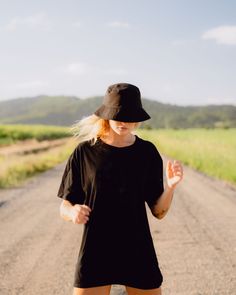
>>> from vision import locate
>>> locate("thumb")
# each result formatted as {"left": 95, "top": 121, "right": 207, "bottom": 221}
{"left": 166, "top": 160, "right": 173, "bottom": 172}
{"left": 166, "top": 160, "right": 173, "bottom": 177}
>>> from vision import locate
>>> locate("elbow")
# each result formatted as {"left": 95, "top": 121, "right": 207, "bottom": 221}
{"left": 152, "top": 208, "right": 167, "bottom": 220}
{"left": 157, "top": 214, "right": 166, "bottom": 220}
{"left": 153, "top": 213, "right": 164, "bottom": 220}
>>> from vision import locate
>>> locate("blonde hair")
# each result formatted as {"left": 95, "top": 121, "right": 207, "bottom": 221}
{"left": 70, "top": 114, "right": 141, "bottom": 145}
{"left": 70, "top": 114, "right": 109, "bottom": 145}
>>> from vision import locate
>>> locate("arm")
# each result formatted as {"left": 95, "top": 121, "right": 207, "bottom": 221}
{"left": 60, "top": 200, "right": 91, "bottom": 224}
{"left": 152, "top": 160, "right": 183, "bottom": 219}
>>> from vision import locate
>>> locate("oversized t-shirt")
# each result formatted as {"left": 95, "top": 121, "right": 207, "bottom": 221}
{"left": 57, "top": 135, "right": 164, "bottom": 289}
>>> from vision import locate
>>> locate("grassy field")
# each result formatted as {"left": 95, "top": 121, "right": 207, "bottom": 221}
{"left": 0, "top": 124, "right": 71, "bottom": 146}
{"left": 0, "top": 124, "right": 76, "bottom": 188}
{"left": 0, "top": 138, "right": 76, "bottom": 188}
{"left": 1, "top": 124, "right": 236, "bottom": 188}
{"left": 137, "top": 128, "right": 236, "bottom": 186}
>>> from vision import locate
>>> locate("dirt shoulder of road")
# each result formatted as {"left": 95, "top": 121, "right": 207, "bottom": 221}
{"left": 0, "top": 138, "right": 70, "bottom": 156}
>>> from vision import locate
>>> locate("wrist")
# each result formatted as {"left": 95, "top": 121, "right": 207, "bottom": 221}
{"left": 63, "top": 203, "right": 75, "bottom": 222}
{"left": 165, "top": 184, "right": 175, "bottom": 192}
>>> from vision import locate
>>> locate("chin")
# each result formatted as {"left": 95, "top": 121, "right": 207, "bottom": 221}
{"left": 116, "top": 129, "right": 129, "bottom": 135}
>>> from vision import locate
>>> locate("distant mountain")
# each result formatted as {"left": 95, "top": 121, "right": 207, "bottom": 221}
{"left": 0, "top": 95, "right": 103, "bottom": 126}
{"left": 0, "top": 95, "right": 235, "bottom": 128}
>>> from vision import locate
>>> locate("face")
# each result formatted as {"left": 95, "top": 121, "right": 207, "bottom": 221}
{"left": 109, "top": 120, "right": 138, "bottom": 136}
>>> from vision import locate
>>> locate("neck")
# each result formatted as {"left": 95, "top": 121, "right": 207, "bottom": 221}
{"left": 101, "top": 129, "right": 135, "bottom": 146}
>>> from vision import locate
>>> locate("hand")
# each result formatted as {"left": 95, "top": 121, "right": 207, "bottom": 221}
{"left": 166, "top": 160, "right": 183, "bottom": 189}
{"left": 70, "top": 204, "right": 91, "bottom": 224}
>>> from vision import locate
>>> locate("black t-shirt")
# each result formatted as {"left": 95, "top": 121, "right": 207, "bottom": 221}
{"left": 57, "top": 135, "right": 164, "bottom": 289}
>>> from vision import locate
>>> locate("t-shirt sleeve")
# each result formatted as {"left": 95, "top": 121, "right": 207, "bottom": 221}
{"left": 57, "top": 147, "right": 85, "bottom": 205}
{"left": 145, "top": 143, "right": 164, "bottom": 210}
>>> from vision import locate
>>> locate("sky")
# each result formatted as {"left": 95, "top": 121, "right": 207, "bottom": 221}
{"left": 0, "top": 0, "right": 236, "bottom": 106}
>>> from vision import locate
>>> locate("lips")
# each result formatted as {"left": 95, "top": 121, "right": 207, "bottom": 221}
{"left": 117, "top": 127, "right": 127, "bottom": 130}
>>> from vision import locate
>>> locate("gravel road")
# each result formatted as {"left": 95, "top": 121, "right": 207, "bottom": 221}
{"left": 0, "top": 160, "right": 235, "bottom": 295}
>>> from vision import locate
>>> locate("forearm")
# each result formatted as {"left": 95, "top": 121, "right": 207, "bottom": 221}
{"left": 60, "top": 200, "right": 73, "bottom": 222}
{"left": 152, "top": 186, "right": 175, "bottom": 219}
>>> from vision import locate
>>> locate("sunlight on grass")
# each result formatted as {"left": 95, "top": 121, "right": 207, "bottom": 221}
{"left": 137, "top": 128, "right": 236, "bottom": 185}
{"left": 0, "top": 138, "right": 77, "bottom": 188}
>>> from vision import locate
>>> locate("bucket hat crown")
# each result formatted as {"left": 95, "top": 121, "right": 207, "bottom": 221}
{"left": 94, "top": 83, "right": 150, "bottom": 122}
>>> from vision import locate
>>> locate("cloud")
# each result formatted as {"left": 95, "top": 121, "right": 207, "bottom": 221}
{"left": 107, "top": 21, "right": 130, "bottom": 28}
{"left": 62, "top": 62, "right": 91, "bottom": 75}
{"left": 202, "top": 25, "right": 236, "bottom": 45}
{"left": 3, "top": 13, "right": 52, "bottom": 31}
{"left": 15, "top": 80, "right": 48, "bottom": 89}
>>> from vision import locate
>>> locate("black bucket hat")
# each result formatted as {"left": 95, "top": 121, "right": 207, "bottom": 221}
{"left": 94, "top": 83, "right": 151, "bottom": 122}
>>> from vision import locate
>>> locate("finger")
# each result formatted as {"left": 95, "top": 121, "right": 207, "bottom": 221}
{"left": 173, "top": 162, "right": 182, "bottom": 168}
{"left": 175, "top": 171, "right": 183, "bottom": 178}
{"left": 167, "top": 163, "right": 174, "bottom": 175}
{"left": 81, "top": 205, "right": 92, "bottom": 212}
{"left": 173, "top": 163, "right": 182, "bottom": 171}
{"left": 173, "top": 166, "right": 182, "bottom": 173}
{"left": 73, "top": 205, "right": 90, "bottom": 217}
{"left": 174, "top": 168, "right": 183, "bottom": 175}
{"left": 81, "top": 205, "right": 91, "bottom": 213}
{"left": 76, "top": 215, "right": 89, "bottom": 224}
{"left": 78, "top": 211, "right": 90, "bottom": 218}
{"left": 83, "top": 216, "right": 89, "bottom": 224}
{"left": 80, "top": 216, "right": 89, "bottom": 223}
{"left": 84, "top": 216, "right": 89, "bottom": 223}
{"left": 80, "top": 209, "right": 90, "bottom": 217}
{"left": 167, "top": 160, "right": 172, "bottom": 169}
{"left": 82, "top": 204, "right": 92, "bottom": 210}
{"left": 173, "top": 165, "right": 183, "bottom": 173}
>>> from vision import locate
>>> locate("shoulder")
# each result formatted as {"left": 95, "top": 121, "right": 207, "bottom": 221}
{"left": 138, "top": 136, "right": 161, "bottom": 152}
{"left": 137, "top": 136, "right": 162, "bottom": 162}
{"left": 71, "top": 138, "right": 97, "bottom": 155}
{"left": 74, "top": 139, "right": 90, "bottom": 151}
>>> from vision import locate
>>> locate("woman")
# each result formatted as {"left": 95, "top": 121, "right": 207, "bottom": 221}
{"left": 57, "top": 83, "right": 183, "bottom": 295}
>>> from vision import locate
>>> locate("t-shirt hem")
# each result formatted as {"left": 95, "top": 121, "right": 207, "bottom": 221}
{"left": 74, "top": 279, "right": 163, "bottom": 290}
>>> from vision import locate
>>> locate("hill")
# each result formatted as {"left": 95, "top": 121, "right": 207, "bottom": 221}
{"left": 0, "top": 95, "right": 235, "bottom": 128}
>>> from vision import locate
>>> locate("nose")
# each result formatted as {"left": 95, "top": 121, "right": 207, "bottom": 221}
{"left": 119, "top": 121, "right": 129, "bottom": 125}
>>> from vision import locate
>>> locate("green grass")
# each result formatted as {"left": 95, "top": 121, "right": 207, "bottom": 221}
{"left": 137, "top": 128, "right": 236, "bottom": 185}
{"left": 0, "top": 139, "right": 76, "bottom": 188}
{"left": 1, "top": 126, "right": 236, "bottom": 188}
{"left": 0, "top": 124, "right": 76, "bottom": 188}
{"left": 0, "top": 124, "right": 71, "bottom": 146}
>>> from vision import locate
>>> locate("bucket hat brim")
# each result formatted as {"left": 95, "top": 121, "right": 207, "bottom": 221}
{"left": 94, "top": 104, "right": 150, "bottom": 122}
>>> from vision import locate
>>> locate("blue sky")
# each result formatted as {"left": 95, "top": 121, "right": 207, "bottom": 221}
{"left": 0, "top": 0, "right": 235, "bottom": 105}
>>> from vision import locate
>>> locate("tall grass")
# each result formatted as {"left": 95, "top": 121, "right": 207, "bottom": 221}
{"left": 0, "top": 138, "right": 76, "bottom": 188}
{"left": 0, "top": 124, "right": 71, "bottom": 146}
{"left": 137, "top": 128, "right": 236, "bottom": 185}
{"left": 0, "top": 124, "right": 76, "bottom": 188}
{"left": 1, "top": 126, "right": 235, "bottom": 188}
